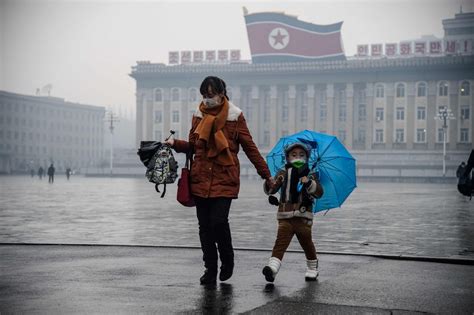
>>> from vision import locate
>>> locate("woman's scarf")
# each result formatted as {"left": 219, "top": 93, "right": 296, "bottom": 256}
{"left": 194, "top": 97, "right": 235, "bottom": 166}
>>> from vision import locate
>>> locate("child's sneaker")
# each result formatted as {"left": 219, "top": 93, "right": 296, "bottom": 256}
{"left": 262, "top": 257, "right": 281, "bottom": 282}
{"left": 305, "top": 259, "right": 319, "bottom": 281}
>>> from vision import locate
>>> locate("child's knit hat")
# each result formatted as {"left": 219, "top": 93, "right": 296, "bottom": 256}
{"left": 284, "top": 142, "right": 311, "bottom": 159}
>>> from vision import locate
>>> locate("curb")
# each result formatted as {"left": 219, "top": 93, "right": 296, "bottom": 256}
{"left": 1, "top": 242, "right": 473, "bottom": 266}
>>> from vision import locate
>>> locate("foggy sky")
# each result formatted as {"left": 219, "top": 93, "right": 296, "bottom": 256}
{"left": 1, "top": 0, "right": 472, "bottom": 117}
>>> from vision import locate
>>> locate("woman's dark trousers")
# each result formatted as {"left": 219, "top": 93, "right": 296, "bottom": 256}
{"left": 195, "top": 196, "right": 233, "bottom": 275}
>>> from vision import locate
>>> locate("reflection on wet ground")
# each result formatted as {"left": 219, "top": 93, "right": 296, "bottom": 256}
{"left": 0, "top": 175, "right": 472, "bottom": 258}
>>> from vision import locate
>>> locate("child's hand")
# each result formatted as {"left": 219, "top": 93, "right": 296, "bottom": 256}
{"left": 300, "top": 176, "right": 309, "bottom": 184}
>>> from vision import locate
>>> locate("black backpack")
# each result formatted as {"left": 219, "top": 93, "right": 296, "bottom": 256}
{"left": 137, "top": 141, "right": 178, "bottom": 197}
{"left": 457, "top": 150, "right": 474, "bottom": 199}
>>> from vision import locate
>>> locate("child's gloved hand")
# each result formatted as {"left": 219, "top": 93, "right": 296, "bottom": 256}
{"left": 300, "top": 176, "right": 312, "bottom": 188}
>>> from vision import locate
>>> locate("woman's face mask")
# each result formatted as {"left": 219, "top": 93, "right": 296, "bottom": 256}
{"left": 203, "top": 98, "right": 220, "bottom": 108}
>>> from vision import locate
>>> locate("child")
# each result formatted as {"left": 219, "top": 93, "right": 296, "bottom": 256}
{"left": 263, "top": 142, "right": 324, "bottom": 282}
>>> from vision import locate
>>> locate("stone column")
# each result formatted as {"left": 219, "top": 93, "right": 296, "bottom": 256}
{"left": 288, "top": 85, "right": 296, "bottom": 134}
{"left": 326, "top": 84, "right": 335, "bottom": 135}
{"left": 270, "top": 85, "right": 278, "bottom": 146}
{"left": 426, "top": 81, "right": 437, "bottom": 150}
{"left": 406, "top": 82, "right": 416, "bottom": 150}
{"left": 346, "top": 83, "right": 354, "bottom": 150}
{"left": 307, "top": 85, "right": 315, "bottom": 131}
{"left": 366, "top": 83, "right": 375, "bottom": 150}
{"left": 251, "top": 85, "right": 260, "bottom": 144}
{"left": 385, "top": 83, "right": 394, "bottom": 149}
{"left": 449, "top": 81, "right": 459, "bottom": 150}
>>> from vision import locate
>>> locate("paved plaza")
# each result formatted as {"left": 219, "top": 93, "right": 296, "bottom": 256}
{"left": 0, "top": 176, "right": 473, "bottom": 259}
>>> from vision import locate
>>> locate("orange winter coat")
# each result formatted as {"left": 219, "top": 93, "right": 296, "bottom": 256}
{"left": 172, "top": 102, "right": 271, "bottom": 199}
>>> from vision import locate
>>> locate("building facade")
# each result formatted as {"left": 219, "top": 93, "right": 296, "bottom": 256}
{"left": 130, "top": 12, "right": 474, "bottom": 179}
{"left": 131, "top": 56, "right": 473, "bottom": 151}
{"left": 0, "top": 91, "right": 106, "bottom": 173}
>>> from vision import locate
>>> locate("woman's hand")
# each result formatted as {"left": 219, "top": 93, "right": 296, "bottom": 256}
{"left": 164, "top": 138, "right": 175, "bottom": 146}
{"left": 265, "top": 178, "right": 276, "bottom": 191}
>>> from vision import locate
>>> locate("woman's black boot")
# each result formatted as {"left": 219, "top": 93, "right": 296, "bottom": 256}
{"left": 200, "top": 268, "right": 217, "bottom": 285}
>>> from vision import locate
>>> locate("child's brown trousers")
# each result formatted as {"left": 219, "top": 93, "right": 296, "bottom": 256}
{"left": 271, "top": 217, "right": 317, "bottom": 261}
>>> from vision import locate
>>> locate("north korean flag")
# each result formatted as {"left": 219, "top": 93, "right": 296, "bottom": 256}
{"left": 244, "top": 12, "right": 345, "bottom": 63}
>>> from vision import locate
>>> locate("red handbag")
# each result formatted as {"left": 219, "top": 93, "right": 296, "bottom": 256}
{"left": 177, "top": 153, "right": 195, "bottom": 207}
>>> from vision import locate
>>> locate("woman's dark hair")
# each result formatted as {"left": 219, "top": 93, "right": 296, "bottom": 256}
{"left": 199, "top": 76, "right": 229, "bottom": 100}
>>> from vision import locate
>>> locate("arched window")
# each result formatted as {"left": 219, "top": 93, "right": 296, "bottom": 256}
{"left": 171, "top": 88, "right": 180, "bottom": 102}
{"left": 460, "top": 81, "right": 470, "bottom": 96}
{"left": 188, "top": 88, "right": 198, "bottom": 102}
{"left": 417, "top": 82, "right": 427, "bottom": 97}
{"left": 438, "top": 81, "right": 448, "bottom": 96}
{"left": 375, "top": 84, "right": 384, "bottom": 98}
{"left": 396, "top": 83, "right": 405, "bottom": 98}
{"left": 154, "top": 88, "right": 162, "bottom": 102}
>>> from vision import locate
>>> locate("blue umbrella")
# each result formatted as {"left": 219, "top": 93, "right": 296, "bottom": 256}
{"left": 266, "top": 130, "right": 356, "bottom": 213}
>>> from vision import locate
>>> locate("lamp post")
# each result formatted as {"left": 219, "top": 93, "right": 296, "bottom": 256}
{"left": 435, "top": 107, "right": 455, "bottom": 177}
{"left": 104, "top": 110, "right": 119, "bottom": 175}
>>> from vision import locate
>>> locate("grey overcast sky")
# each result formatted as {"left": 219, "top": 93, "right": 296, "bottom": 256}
{"left": 0, "top": 0, "right": 472, "bottom": 117}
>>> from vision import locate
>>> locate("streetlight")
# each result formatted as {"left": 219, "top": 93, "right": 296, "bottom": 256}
{"left": 104, "top": 110, "right": 119, "bottom": 175}
{"left": 434, "top": 107, "right": 455, "bottom": 177}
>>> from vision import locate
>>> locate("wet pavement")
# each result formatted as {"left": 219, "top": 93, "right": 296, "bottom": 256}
{"left": 0, "top": 245, "right": 473, "bottom": 314}
{"left": 0, "top": 175, "right": 473, "bottom": 259}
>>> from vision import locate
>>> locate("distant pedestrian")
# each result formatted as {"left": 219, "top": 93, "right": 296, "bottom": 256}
{"left": 262, "top": 142, "right": 324, "bottom": 283}
{"left": 47, "top": 164, "right": 55, "bottom": 183}
{"left": 456, "top": 162, "right": 466, "bottom": 178}
{"left": 66, "top": 168, "right": 71, "bottom": 180}
{"left": 38, "top": 166, "right": 44, "bottom": 180}
{"left": 30, "top": 169, "right": 35, "bottom": 177}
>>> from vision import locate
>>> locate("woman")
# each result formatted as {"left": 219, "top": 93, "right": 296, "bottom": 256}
{"left": 166, "top": 76, "right": 273, "bottom": 285}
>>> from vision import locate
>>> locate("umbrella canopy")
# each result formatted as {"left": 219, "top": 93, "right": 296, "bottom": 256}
{"left": 266, "top": 130, "right": 356, "bottom": 213}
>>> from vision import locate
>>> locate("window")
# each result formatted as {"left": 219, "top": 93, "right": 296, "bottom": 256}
{"left": 437, "top": 128, "right": 445, "bottom": 142}
{"left": 417, "top": 82, "right": 427, "bottom": 97}
{"left": 396, "top": 107, "right": 405, "bottom": 120}
{"left": 375, "top": 84, "right": 384, "bottom": 98}
{"left": 357, "top": 129, "right": 366, "bottom": 142}
{"left": 438, "top": 81, "right": 448, "bottom": 96}
{"left": 460, "top": 81, "right": 470, "bottom": 96}
{"left": 461, "top": 106, "right": 470, "bottom": 120}
{"left": 301, "top": 104, "right": 308, "bottom": 122}
{"left": 171, "top": 88, "right": 180, "bottom": 102}
{"left": 460, "top": 128, "right": 469, "bottom": 142}
{"left": 339, "top": 104, "right": 346, "bottom": 122}
{"left": 358, "top": 104, "right": 366, "bottom": 121}
{"left": 154, "top": 89, "right": 162, "bottom": 102}
{"left": 172, "top": 110, "right": 180, "bottom": 123}
{"left": 320, "top": 104, "right": 327, "bottom": 122}
{"left": 263, "top": 130, "right": 270, "bottom": 147}
{"left": 375, "top": 129, "right": 384, "bottom": 143}
{"left": 396, "top": 83, "right": 405, "bottom": 98}
{"left": 416, "top": 129, "right": 426, "bottom": 143}
{"left": 282, "top": 104, "right": 289, "bottom": 122}
{"left": 189, "top": 88, "right": 198, "bottom": 102}
{"left": 417, "top": 107, "right": 426, "bottom": 120}
{"left": 338, "top": 130, "right": 347, "bottom": 143}
{"left": 395, "top": 129, "right": 405, "bottom": 143}
{"left": 319, "top": 90, "right": 327, "bottom": 104}
{"left": 375, "top": 108, "right": 384, "bottom": 122}
{"left": 154, "top": 130, "right": 162, "bottom": 141}
{"left": 154, "top": 110, "right": 162, "bottom": 123}
{"left": 263, "top": 88, "right": 270, "bottom": 123}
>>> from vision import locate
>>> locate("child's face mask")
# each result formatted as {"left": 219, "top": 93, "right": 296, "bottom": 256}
{"left": 291, "top": 158, "right": 306, "bottom": 169}
{"left": 288, "top": 147, "right": 307, "bottom": 169}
